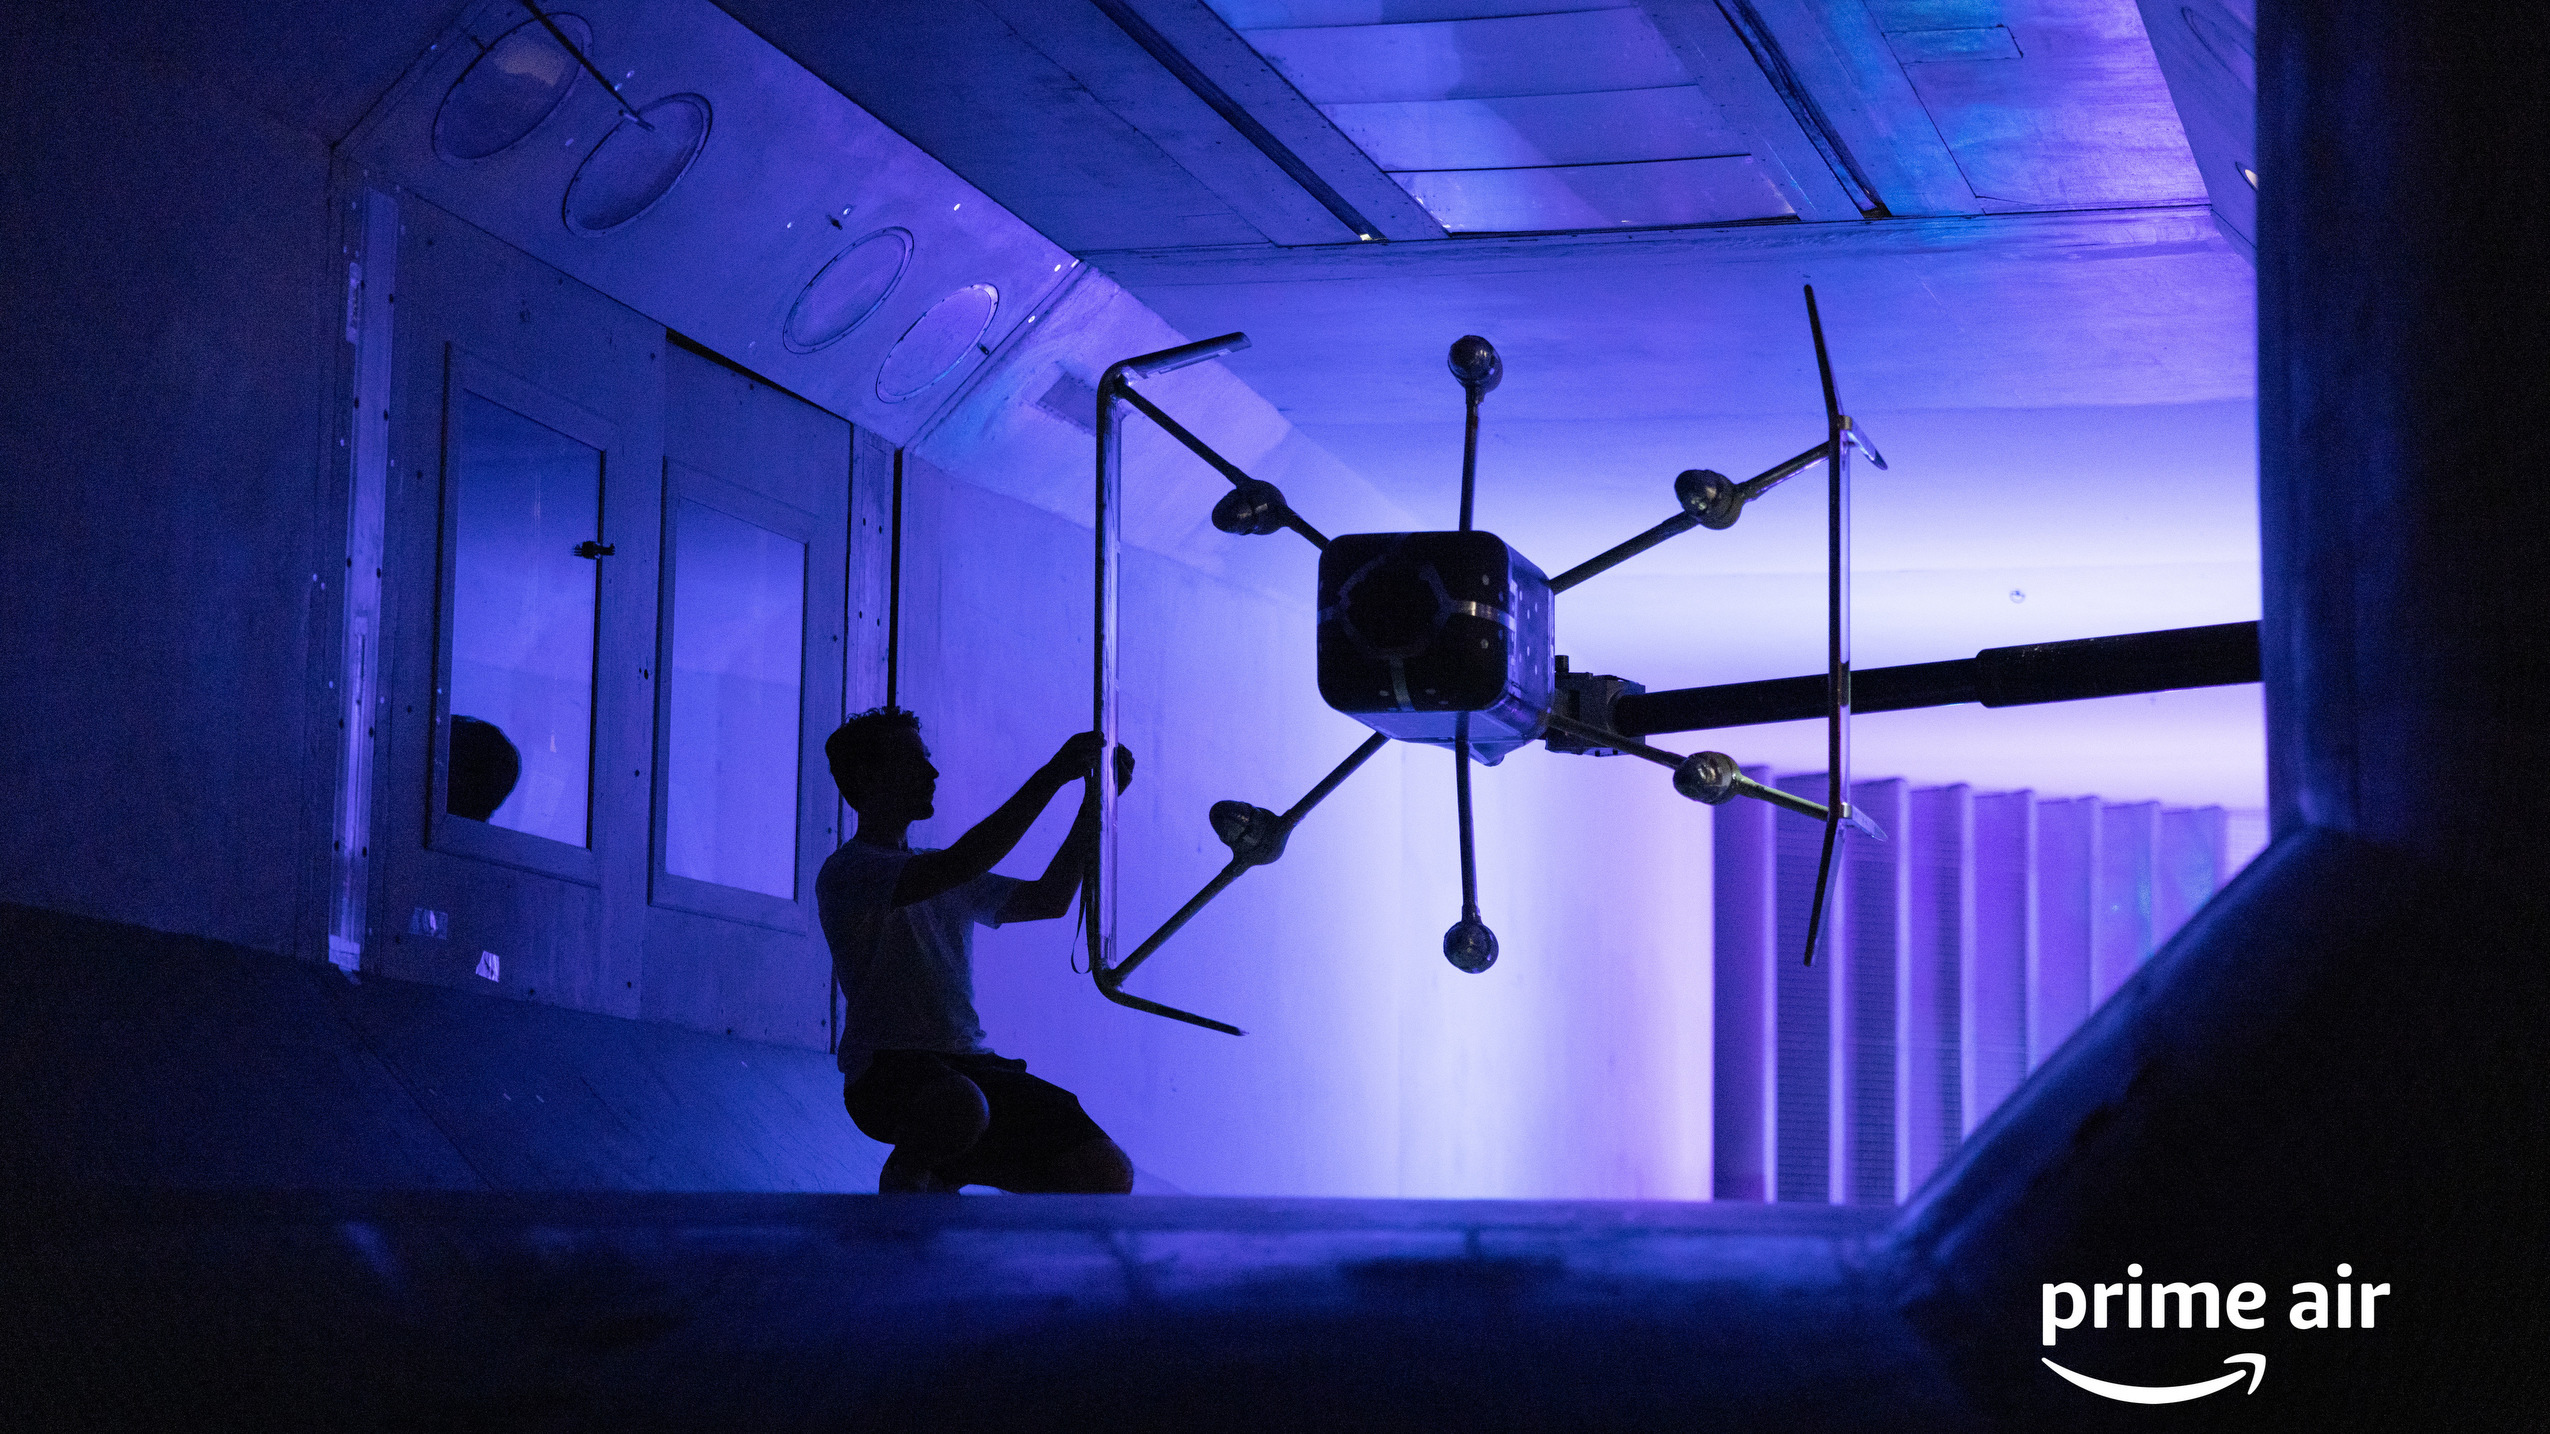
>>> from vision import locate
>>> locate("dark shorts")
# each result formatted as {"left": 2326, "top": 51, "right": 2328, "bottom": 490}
{"left": 844, "top": 1049, "right": 1108, "bottom": 1180}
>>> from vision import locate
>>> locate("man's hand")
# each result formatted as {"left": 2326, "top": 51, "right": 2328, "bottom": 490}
{"left": 1042, "top": 732, "right": 1137, "bottom": 794}
{"left": 1042, "top": 731, "right": 1105, "bottom": 786}
{"left": 1001, "top": 738, "right": 1134, "bottom": 923}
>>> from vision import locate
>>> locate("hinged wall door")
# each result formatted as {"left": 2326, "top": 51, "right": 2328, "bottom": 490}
{"left": 372, "top": 198, "right": 663, "bottom": 1017}
{"left": 365, "top": 201, "right": 857, "bottom": 1046}
{"left": 639, "top": 344, "right": 848, "bottom": 1043}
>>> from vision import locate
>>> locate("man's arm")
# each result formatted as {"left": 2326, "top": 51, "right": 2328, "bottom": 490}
{"left": 890, "top": 732, "right": 1102, "bottom": 908}
{"left": 998, "top": 745, "right": 1134, "bottom": 923}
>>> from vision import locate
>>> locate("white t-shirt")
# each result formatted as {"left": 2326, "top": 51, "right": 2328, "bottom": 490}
{"left": 817, "top": 841, "right": 1023, "bottom": 1078}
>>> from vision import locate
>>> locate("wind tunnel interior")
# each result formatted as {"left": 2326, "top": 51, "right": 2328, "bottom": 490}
{"left": 1, "top": 0, "right": 2540, "bottom": 1427}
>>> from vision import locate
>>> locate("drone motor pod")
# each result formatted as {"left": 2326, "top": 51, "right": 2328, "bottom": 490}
{"left": 1211, "top": 479, "right": 1292, "bottom": 536}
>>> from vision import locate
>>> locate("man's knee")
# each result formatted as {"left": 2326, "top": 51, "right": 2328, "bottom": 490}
{"left": 1037, "top": 1136, "right": 1135, "bottom": 1194}
{"left": 851, "top": 1068, "right": 989, "bottom": 1152}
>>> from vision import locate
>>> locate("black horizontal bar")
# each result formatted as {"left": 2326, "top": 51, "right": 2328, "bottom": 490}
{"left": 1613, "top": 620, "right": 2260, "bottom": 737}
{"left": 1971, "top": 620, "right": 2261, "bottom": 708}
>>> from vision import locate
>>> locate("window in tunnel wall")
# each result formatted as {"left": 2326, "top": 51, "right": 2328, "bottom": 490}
{"left": 640, "top": 340, "right": 854, "bottom": 955}
{"left": 654, "top": 471, "right": 811, "bottom": 906}
{"left": 429, "top": 357, "right": 617, "bottom": 884}
{"left": 445, "top": 393, "right": 601, "bottom": 845}
{"left": 367, "top": 198, "right": 862, "bottom": 1043}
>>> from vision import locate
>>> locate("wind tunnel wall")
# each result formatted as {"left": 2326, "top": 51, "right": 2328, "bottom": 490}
{"left": 1884, "top": 1, "right": 2549, "bottom": 1423}
{"left": 1, "top": 0, "right": 1736, "bottom": 1201}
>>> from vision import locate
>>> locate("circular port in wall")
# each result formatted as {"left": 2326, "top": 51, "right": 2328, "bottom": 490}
{"left": 434, "top": 13, "right": 593, "bottom": 163}
{"left": 562, "top": 94, "right": 711, "bottom": 236}
{"left": 876, "top": 283, "right": 998, "bottom": 401}
{"left": 782, "top": 228, "right": 912, "bottom": 354}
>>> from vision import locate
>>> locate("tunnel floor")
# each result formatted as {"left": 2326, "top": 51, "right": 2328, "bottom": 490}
{"left": 7, "top": 1188, "right": 1965, "bottom": 1431}
{"left": 0, "top": 903, "right": 1980, "bottom": 1429}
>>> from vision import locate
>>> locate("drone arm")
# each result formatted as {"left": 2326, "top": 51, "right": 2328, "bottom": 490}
{"left": 1731, "top": 439, "right": 1839, "bottom": 506}
{"left": 1098, "top": 732, "right": 1390, "bottom": 1021}
{"left": 1546, "top": 511, "right": 1700, "bottom": 594}
{"left": 1538, "top": 710, "right": 1885, "bottom": 838}
{"left": 1455, "top": 718, "right": 1478, "bottom": 919}
{"left": 1544, "top": 440, "right": 1835, "bottom": 595}
{"left": 1109, "top": 384, "right": 1331, "bottom": 550}
{"left": 1110, "top": 858, "right": 1251, "bottom": 985}
{"left": 521, "top": 0, "right": 652, "bottom": 128}
{"left": 1800, "top": 284, "right": 1850, "bottom": 969}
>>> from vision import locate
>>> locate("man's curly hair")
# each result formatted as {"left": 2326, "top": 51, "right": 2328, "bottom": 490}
{"left": 825, "top": 705, "right": 922, "bottom": 799}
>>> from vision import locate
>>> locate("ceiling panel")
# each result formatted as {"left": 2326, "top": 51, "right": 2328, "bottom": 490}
{"left": 1323, "top": 86, "right": 1750, "bottom": 170}
{"left": 1398, "top": 155, "right": 1791, "bottom": 231}
{"left": 1237, "top": 8, "right": 1690, "bottom": 101}
{"left": 716, "top": 0, "right": 1281, "bottom": 250}
{"left": 1874, "top": 0, "right": 2205, "bottom": 207}
{"left": 1210, "top": 4, "right": 1796, "bottom": 232}
{"left": 1206, "top": 0, "right": 1618, "bottom": 23}
{"left": 1886, "top": 24, "right": 2024, "bottom": 61}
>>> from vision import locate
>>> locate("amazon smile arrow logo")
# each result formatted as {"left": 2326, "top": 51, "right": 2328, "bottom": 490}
{"left": 2042, "top": 1353, "right": 2265, "bottom": 1404}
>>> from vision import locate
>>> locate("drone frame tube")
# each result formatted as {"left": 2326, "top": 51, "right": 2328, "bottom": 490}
{"left": 1454, "top": 715, "right": 1480, "bottom": 922}
{"left": 1459, "top": 391, "right": 1482, "bottom": 532}
{"left": 1109, "top": 732, "right": 1390, "bottom": 991}
{"left": 1543, "top": 440, "right": 1832, "bottom": 594}
{"left": 1093, "top": 332, "right": 1366, "bottom": 1035}
{"left": 1109, "top": 384, "right": 1329, "bottom": 550}
{"left": 1799, "top": 285, "right": 1850, "bottom": 968}
{"left": 1537, "top": 710, "right": 1879, "bottom": 833}
{"left": 520, "top": 0, "right": 651, "bottom": 128}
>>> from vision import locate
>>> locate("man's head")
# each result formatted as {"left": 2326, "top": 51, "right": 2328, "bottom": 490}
{"left": 447, "top": 715, "right": 522, "bottom": 822}
{"left": 826, "top": 706, "right": 936, "bottom": 823}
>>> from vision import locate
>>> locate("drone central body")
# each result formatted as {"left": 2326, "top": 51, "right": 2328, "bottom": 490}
{"left": 1085, "top": 298, "right": 1884, "bottom": 1032}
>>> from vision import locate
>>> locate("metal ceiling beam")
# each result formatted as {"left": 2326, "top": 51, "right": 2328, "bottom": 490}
{"left": 1651, "top": 0, "right": 1881, "bottom": 221}
{"left": 1738, "top": 0, "right": 1978, "bottom": 217}
{"left": 1085, "top": 202, "right": 2224, "bottom": 285}
{"left": 974, "top": 0, "right": 1354, "bottom": 247}
{"left": 1102, "top": 0, "right": 1447, "bottom": 243}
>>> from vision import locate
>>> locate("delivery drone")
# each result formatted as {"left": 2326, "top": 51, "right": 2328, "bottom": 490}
{"left": 1082, "top": 289, "right": 2258, "bottom": 1034}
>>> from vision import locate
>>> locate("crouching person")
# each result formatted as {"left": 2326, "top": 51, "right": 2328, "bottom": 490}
{"left": 819, "top": 707, "right": 1137, "bottom": 1194}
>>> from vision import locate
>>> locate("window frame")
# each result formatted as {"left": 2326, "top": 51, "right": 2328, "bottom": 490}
{"left": 424, "top": 348, "right": 618, "bottom": 888}
{"left": 645, "top": 458, "right": 822, "bottom": 932}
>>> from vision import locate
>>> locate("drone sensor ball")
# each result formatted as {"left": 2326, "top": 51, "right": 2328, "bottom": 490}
{"left": 1443, "top": 916, "right": 1499, "bottom": 973}
{"left": 1447, "top": 333, "right": 1503, "bottom": 397}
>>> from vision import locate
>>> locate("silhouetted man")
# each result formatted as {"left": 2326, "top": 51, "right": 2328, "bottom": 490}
{"left": 819, "top": 706, "right": 1137, "bottom": 1194}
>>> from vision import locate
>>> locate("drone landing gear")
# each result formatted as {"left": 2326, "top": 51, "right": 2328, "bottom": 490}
{"left": 1444, "top": 713, "right": 1498, "bottom": 972}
